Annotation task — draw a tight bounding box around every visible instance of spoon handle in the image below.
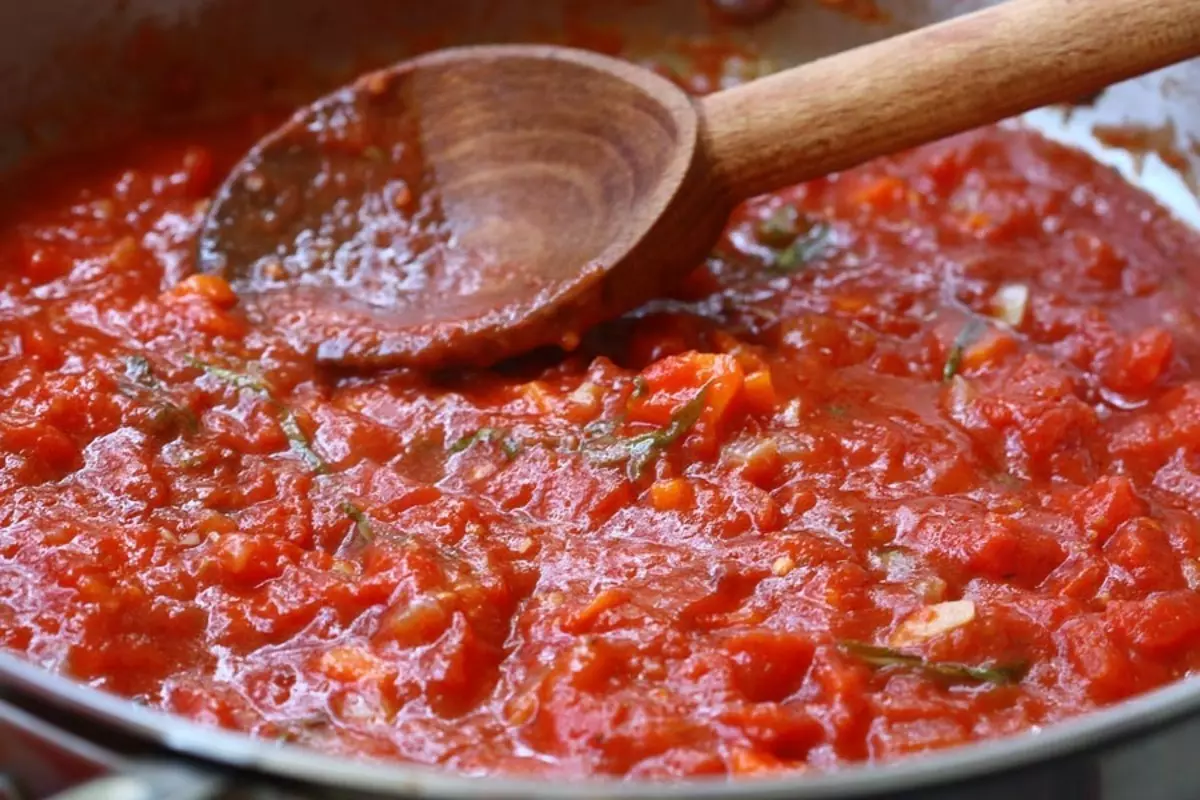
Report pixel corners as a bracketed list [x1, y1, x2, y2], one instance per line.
[701, 0, 1200, 201]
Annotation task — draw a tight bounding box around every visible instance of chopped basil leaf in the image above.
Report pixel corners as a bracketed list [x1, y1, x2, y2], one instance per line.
[839, 641, 1026, 685]
[449, 427, 522, 460]
[188, 356, 327, 473]
[186, 356, 271, 393]
[943, 318, 987, 382]
[119, 354, 199, 435]
[582, 418, 619, 441]
[584, 383, 709, 480]
[341, 500, 374, 546]
[631, 376, 649, 401]
[772, 222, 832, 272]
[279, 409, 328, 473]
[500, 437, 523, 460]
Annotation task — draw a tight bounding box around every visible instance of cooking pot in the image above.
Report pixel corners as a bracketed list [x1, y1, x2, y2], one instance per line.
[3, 1, 1200, 798]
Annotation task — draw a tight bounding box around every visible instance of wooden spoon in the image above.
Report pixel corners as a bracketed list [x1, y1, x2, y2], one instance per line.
[198, 0, 1200, 369]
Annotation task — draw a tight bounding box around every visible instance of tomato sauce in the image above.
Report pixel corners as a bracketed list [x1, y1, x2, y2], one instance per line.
[4, 56, 1200, 779]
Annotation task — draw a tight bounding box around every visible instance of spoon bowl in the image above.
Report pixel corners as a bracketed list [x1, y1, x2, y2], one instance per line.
[199, 47, 727, 368]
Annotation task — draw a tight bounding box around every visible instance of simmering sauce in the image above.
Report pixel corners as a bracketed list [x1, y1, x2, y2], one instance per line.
[4, 53, 1200, 779]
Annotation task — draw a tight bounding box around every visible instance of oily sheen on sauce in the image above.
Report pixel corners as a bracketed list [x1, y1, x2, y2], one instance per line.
[4, 55, 1200, 779]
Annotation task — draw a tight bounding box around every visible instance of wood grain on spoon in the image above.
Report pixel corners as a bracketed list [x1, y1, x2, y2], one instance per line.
[198, 0, 1200, 369]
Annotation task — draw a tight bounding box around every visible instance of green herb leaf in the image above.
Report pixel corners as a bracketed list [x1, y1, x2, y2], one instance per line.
[942, 318, 987, 382]
[341, 500, 374, 546]
[584, 435, 659, 480]
[187, 356, 326, 473]
[584, 383, 709, 480]
[186, 356, 271, 393]
[839, 641, 1027, 685]
[280, 409, 328, 473]
[119, 355, 199, 435]
[772, 222, 832, 272]
[630, 376, 649, 401]
[582, 418, 619, 441]
[645, 385, 709, 448]
[449, 427, 522, 460]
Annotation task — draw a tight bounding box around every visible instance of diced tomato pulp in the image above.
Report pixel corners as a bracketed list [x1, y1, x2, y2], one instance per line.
[4, 63, 1200, 780]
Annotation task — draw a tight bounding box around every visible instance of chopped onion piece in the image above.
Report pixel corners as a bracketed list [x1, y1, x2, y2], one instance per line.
[889, 599, 976, 647]
[992, 284, 1030, 327]
[569, 381, 603, 412]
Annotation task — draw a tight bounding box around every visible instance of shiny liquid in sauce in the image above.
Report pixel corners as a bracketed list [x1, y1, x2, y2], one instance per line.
[4, 55, 1200, 779]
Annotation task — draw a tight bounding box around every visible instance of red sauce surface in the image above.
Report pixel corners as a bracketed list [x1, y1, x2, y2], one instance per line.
[5, 71, 1200, 779]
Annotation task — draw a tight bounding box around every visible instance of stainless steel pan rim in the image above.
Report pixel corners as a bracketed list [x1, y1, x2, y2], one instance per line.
[6, 650, 1200, 798]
